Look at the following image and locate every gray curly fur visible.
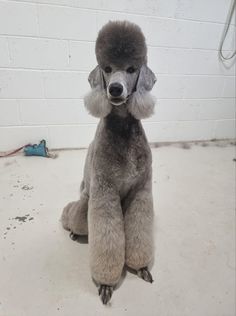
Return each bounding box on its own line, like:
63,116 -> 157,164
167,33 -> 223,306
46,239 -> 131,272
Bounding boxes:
96,20 -> 147,69
61,20 -> 156,303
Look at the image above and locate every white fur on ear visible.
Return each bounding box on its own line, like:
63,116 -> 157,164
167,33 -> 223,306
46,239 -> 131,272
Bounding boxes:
84,87 -> 112,118
128,90 -> 156,119
128,64 -> 156,119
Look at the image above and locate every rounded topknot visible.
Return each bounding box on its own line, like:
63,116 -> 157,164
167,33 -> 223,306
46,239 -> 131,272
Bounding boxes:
95,20 -> 147,69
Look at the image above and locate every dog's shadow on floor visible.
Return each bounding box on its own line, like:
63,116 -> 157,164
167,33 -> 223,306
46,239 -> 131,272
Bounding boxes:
75,235 -> 88,244
56,230 -> 95,296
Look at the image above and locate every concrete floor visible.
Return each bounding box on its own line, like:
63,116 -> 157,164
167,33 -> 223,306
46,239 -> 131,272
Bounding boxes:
0,142 -> 235,316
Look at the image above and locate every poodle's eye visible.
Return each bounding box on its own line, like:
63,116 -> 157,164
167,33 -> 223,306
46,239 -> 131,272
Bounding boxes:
126,66 -> 135,73
104,66 -> 112,73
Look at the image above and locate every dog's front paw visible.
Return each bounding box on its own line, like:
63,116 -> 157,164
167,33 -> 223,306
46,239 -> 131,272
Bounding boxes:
137,267 -> 153,283
98,284 -> 113,304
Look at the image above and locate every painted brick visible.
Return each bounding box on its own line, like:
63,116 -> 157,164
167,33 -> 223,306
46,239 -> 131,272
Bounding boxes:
48,124 -> 97,148
0,126 -> 49,151
222,77 -> 236,98
146,17 -> 235,50
69,41 -> 97,71
0,0 -> 235,148
0,69 -> 44,98
175,0 -> 235,24
96,11 -> 149,36
18,99 -> 98,124
198,98 -> 236,120
120,0 -> 178,17
94,0 -> 178,17
152,75 -> 185,99
0,1 -> 39,36
8,37 -> 69,69
146,98 -> 236,123
15,0 -> 75,5
0,99 -> 20,126
165,48 -> 235,76
43,71 -> 89,98
143,120 -> 216,142
17,0 -> 228,22
13,0 -> 178,19
0,37 -> 10,67
214,120 -> 235,139
148,47 -> 169,74
144,99 -> 200,122
182,76 -> 224,99
38,4 -> 97,40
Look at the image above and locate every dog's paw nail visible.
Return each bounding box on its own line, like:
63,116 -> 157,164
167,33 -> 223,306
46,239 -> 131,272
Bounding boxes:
137,267 -> 153,283
69,232 -> 79,241
98,284 -> 113,305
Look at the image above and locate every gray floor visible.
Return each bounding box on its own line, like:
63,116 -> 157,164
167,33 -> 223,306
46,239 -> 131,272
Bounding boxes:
0,142 -> 235,316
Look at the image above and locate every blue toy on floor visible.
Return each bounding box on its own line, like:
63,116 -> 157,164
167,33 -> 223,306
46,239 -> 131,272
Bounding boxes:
0,139 -> 56,158
24,140 -> 48,157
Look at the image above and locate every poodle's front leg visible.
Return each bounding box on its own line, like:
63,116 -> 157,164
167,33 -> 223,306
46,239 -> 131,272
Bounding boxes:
88,186 -> 125,304
124,188 -> 154,282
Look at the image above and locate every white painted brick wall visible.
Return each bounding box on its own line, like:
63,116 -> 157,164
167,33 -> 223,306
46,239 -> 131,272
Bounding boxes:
0,0 -> 235,150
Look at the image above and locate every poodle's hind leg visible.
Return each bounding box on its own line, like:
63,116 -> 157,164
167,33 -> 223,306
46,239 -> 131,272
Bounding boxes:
89,184 -> 125,304
124,187 -> 154,283
61,190 -> 88,239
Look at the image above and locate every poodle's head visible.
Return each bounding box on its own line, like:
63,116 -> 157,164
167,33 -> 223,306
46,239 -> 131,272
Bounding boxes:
84,20 -> 156,119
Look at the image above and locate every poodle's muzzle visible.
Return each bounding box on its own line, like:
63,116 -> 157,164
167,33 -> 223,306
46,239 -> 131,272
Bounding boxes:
106,71 -> 130,106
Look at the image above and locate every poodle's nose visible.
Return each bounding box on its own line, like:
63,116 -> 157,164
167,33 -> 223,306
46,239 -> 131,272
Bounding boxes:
109,83 -> 123,97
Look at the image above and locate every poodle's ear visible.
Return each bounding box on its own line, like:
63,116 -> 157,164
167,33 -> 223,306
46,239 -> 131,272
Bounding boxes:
136,65 -> 156,92
128,65 -> 156,120
88,65 -> 105,89
84,66 -> 111,118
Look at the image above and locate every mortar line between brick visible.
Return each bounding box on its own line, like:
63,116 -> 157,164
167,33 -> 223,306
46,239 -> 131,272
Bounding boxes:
0,35 -> 234,53
0,67 -> 235,77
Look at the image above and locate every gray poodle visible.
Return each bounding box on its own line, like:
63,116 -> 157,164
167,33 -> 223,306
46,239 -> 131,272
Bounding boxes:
61,20 -> 156,304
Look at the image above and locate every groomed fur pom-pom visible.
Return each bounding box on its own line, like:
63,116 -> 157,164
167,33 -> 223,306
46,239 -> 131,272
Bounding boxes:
84,88 -> 112,118
128,90 -> 156,120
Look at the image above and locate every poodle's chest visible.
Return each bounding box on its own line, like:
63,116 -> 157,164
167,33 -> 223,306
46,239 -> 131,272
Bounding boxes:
92,116 -> 151,193
92,141 -> 151,200
123,148 -> 148,177
117,151 -> 150,199
114,144 -> 151,192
